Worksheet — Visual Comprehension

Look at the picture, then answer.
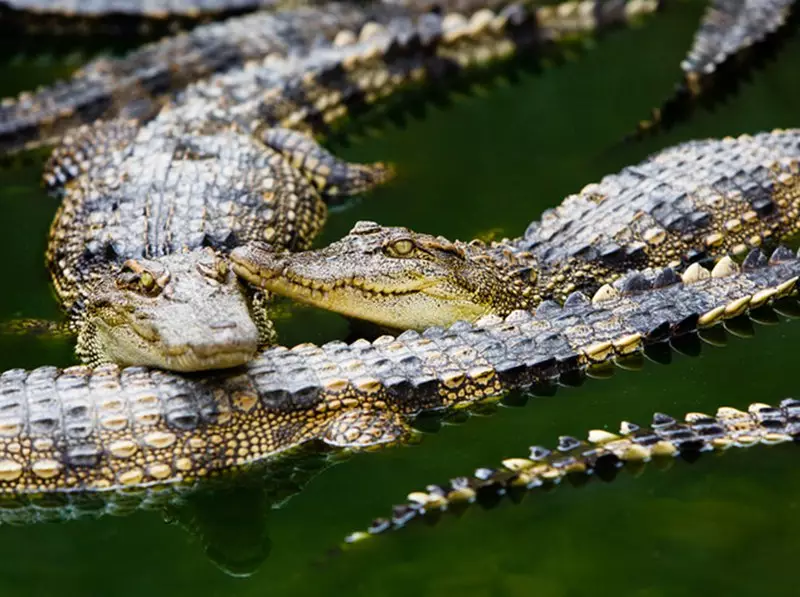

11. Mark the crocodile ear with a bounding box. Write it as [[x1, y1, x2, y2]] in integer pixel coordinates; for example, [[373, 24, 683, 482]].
[[323, 409, 415, 450]]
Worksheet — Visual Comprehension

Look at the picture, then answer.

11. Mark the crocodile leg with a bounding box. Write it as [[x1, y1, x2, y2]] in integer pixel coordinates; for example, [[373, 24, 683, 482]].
[[260, 127, 394, 201], [42, 118, 140, 192], [342, 398, 800, 547]]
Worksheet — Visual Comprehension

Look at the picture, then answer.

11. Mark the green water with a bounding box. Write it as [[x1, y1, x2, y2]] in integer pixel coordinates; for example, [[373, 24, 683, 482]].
[[1, 3, 800, 595]]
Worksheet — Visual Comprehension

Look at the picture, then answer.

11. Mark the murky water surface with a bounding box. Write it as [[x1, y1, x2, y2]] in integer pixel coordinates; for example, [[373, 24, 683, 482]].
[[1, 3, 799, 595]]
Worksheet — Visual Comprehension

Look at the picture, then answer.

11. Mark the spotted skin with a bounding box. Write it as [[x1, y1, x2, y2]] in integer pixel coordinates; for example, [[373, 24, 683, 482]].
[[0, 242, 799, 498], [343, 398, 800, 545], [232, 130, 800, 331], [40, 1, 663, 371]]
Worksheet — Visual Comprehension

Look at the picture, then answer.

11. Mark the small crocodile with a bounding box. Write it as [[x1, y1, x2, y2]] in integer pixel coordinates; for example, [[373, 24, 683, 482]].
[[0, 2, 420, 154], [231, 129, 800, 330], [342, 397, 800, 545], [0, 241, 797, 500], [34, 1, 665, 372], [0, 0, 278, 37]]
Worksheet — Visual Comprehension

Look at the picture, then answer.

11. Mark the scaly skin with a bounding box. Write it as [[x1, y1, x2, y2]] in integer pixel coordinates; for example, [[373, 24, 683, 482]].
[[0, 242, 798, 499], [342, 398, 800, 545], [0, 2, 416, 154], [231, 129, 800, 330], [0, 0, 277, 38], [41, 1, 662, 371], [633, 0, 798, 137]]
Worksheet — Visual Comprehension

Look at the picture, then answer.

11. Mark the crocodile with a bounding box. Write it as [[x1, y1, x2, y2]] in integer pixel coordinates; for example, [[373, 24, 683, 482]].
[[31, 1, 667, 372], [0, 242, 797, 500], [0, 2, 417, 155], [0, 0, 278, 38], [3, 0, 796, 157], [341, 397, 800, 546], [632, 0, 798, 138], [231, 129, 800, 330]]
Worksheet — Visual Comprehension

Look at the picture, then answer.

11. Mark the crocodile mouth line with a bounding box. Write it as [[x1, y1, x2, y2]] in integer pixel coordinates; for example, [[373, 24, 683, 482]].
[[232, 261, 434, 299]]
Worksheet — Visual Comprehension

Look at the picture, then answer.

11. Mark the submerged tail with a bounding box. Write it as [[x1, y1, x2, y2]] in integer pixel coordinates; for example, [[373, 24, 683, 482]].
[[627, 0, 797, 141]]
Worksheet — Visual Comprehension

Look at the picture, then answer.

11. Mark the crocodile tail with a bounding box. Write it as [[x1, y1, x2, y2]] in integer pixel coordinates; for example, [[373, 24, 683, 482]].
[[0, 4, 390, 155], [0, 0, 265, 39], [342, 398, 800, 547], [628, 0, 798, 140], [254, 0, 663, 140]]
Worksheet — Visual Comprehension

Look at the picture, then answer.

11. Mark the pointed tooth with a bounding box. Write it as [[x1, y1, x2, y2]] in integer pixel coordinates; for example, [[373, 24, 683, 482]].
[[682, 262, 710, 283], [592, 283, 619, 303], [711, 256, 739, 278]]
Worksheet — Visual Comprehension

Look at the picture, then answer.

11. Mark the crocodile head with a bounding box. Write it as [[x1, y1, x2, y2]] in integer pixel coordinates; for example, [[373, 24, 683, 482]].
[[231, 221, 518, 330], [78, 248, 263, 371]]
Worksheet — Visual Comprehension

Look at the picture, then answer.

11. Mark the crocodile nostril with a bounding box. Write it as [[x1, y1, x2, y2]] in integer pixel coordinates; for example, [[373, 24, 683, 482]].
[[209, 320, 237, 330]]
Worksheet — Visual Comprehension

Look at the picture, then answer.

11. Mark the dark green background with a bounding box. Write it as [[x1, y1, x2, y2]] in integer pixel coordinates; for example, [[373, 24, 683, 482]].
[[1, 2, 799, 595]]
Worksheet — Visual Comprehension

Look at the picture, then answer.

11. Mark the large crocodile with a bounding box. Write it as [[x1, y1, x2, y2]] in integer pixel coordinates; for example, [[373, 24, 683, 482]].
[[231, 129, 800, 329], [0, 241, 797, 500], [25, 1, 666, 372], [341, 397, 800, 546]]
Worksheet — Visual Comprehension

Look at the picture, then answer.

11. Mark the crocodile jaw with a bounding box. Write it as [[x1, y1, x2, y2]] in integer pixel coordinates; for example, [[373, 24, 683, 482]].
[[232, 249, 489, 330]]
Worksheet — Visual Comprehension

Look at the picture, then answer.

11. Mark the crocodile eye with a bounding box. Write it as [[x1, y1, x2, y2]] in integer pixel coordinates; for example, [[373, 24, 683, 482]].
[[115, 260, 166, 296], [384, 238, 415, 257], [139, 271, 155, 291]]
